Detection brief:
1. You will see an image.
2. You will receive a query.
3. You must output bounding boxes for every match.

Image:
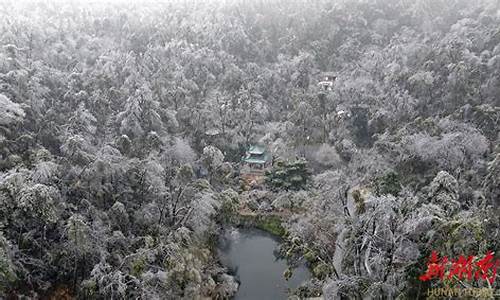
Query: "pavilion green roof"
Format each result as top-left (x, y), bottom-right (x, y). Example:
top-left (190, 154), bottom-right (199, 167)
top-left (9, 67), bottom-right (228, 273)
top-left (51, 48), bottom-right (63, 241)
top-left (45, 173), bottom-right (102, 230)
top-left (242, 145), bottom-right (271, 164)
top-left (248, 145), bottom-right (266, 155)
top-left (242, 156), bottom-right (268, 164)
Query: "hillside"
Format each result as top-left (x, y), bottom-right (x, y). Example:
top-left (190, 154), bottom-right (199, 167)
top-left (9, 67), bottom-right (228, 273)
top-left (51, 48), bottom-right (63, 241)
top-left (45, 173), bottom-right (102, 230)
top-left (0, 0), bottom-right (499, 299)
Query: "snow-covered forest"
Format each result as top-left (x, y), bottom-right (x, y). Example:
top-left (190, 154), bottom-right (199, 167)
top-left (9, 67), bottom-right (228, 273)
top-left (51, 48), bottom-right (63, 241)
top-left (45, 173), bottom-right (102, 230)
top-left (0, 0), bottom-right (499, 299)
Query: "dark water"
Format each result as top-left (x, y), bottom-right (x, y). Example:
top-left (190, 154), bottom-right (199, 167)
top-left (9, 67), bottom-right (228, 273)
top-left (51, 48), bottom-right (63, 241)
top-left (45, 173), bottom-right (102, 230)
top-left (218, 227), bottom-right (311, 300)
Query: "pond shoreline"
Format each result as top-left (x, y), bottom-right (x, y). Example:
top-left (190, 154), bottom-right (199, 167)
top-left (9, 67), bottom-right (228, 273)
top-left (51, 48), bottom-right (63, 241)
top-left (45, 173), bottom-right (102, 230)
top-left (216, 226), bottom-right (311, 300)
top-left (212, 188), bottom-right (324, 299)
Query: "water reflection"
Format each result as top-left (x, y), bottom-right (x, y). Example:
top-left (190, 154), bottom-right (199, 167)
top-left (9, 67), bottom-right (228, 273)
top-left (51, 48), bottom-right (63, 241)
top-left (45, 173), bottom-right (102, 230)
top-left (218, 227), bottom-right (311, 300)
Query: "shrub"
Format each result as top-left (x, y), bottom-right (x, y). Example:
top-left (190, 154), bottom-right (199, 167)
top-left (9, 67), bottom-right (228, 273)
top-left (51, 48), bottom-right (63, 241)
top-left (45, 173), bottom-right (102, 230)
top-left (373, 171), bottom-right (402, 196)
top-left (265, 158), bottom-right (311, 190)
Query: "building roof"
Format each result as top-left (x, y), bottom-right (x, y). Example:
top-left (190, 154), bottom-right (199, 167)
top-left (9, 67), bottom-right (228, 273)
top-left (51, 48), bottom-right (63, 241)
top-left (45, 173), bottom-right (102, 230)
top-left (243, 156), bottom-right (268, 164)
top-left (248, 145), bottom-right (266, 155)
top-left (205, 128), bottom-right (221, 136)
top-left (242, 145), bottom-right (271, 164)
top-left (318, 81), bottom-right (334, 86)
top-left (321, 71), bottom-right (336, 76)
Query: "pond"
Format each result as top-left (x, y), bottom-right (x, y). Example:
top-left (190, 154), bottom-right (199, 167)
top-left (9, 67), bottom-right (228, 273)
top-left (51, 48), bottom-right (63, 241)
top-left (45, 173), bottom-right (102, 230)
top-left (218, 227), bottom-right (311, 300)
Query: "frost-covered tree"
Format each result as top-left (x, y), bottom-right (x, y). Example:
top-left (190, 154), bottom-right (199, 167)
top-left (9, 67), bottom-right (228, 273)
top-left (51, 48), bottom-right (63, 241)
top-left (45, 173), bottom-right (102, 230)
top-left (0, 94), bottom-right (25, 127)
top-left (0, 0), bottom-right (498, 298)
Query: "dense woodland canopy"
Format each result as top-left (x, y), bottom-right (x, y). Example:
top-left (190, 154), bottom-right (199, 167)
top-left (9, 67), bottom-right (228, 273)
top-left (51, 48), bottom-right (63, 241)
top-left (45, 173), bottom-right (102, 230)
top-left (0, 0), bottom-right (499, 299)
